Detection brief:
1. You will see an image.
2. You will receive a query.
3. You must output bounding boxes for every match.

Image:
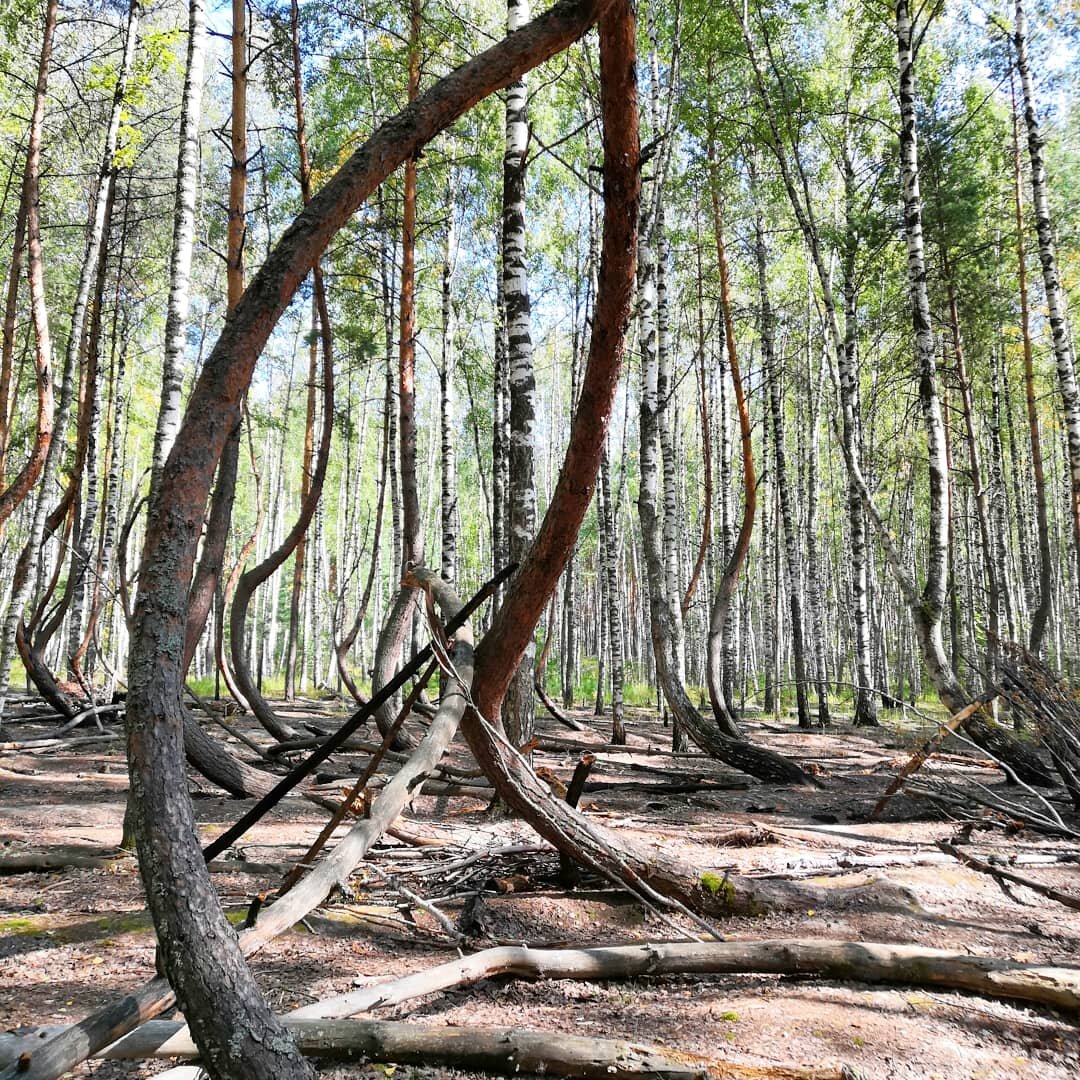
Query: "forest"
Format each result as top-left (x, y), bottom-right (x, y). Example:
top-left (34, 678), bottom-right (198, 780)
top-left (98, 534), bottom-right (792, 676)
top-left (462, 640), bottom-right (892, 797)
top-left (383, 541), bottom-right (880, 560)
top-left (0, 0), bottom-right (1078, 1077)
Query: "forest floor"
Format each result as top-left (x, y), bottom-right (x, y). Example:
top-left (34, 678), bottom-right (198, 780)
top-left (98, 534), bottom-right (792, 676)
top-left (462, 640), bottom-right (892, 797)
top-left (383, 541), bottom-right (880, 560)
top-left (1, 694), bottom-right (1078, 1079)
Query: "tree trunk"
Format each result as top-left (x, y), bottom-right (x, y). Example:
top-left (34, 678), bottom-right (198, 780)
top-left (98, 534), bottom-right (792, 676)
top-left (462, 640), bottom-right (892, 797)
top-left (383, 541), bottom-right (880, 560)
top-left (440, 168), bottom-right (458, 585)
top-left (704, 129), bottom-right (752, 739)
top-left (756, 196), bottom-right (811, 729)
top-left (0, 175), bottom-right (26, 490)
top-left (600, 444), bottom-right (625, 743)
top-left (502, 0), bottom-right (538, 747)
top-left (0, 178), bottom-right (48, 535)
top-left (65, 175), bottom-right (116, 679)
top-left (229, 0), bottom-right (335, 739)
top-left (840, 151), bottom-right (878, 727)
top-left (681, 224), bottom-right (712, 620)
top-left (336, 386), bottom-right (390, 703)
top-left (940, 245), bottom-right (999, 691)
top-left (892, 0), bottom-right (1051, 786)
top-left (371, 0), bottom-right (425, 749)
top-left (181, 0), bottom-right (245, 673)
top-left (805, 332), bottom-right (831, 726)
top-left (1013, 0), bottom-right (1080, 610)
top-left (151, 0), bottom-right (206, 495)
top-left (638, 202), bottom-right (810, 782)
top-left (285, 296), bottom-right (319, 700)
top-left (0, 0), bottom-right (136, 721)
top-left (121, 5), bottom-right (639, 1071)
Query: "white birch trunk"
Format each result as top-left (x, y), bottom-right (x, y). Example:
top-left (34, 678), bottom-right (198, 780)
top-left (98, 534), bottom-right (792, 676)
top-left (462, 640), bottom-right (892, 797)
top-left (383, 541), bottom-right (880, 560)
top-left (1013, 0), bottom-right (1080, 604)
top-left (502, 0), bottom-right (537, 745)
top-left (151, 0), bottom-right (206, 493)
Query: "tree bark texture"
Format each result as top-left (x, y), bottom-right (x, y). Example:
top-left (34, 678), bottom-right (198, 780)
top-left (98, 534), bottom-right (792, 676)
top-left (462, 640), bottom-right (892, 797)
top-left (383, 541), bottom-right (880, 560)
top-left (1013, 0), bottom-right (1080, 611)
top-left (502, 0), bottom-right (538, 747)
top-left (1010, 75), bottom-right (1052, 653)
top-left (151, 0), bottom-right (207, 495)
top-left (757, 199), bottom-right (811, 729)
top-left (893, 0), bottom-right (1052, 786)
top-left (0, 13), bottom-right (52, 538)
top-left (122, 1), bottom-right (622, 1074)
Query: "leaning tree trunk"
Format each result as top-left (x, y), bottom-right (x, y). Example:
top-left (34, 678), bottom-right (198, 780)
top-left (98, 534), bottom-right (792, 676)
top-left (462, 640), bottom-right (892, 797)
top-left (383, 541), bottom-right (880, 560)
top-left (462, 9), bottom-right (854, 921)
top-left (502, 0), bottom-right (538, 747)
top-left (229, 0), bottom-right (335, 741)
top-left (681, 229), bottom-right (712, 621)
top-left (1013, 0), bottom-right (1080, 612)
top-left (0, 175), bottom-right (26, 490)
top-left (0, 0), bottom-right (136, 722)
top-left (638, 200), bottom-right (811, 785)
top-left (181, 0), bottom-right (245, 671)
top-left (703, 131), bottom-right (752, 740)
top-left (0, 140), bottom-right (50, 536)
top-left (123, 3), bottom-right (624, 1077)
top-left (0, 0), bottom-right (54, 543)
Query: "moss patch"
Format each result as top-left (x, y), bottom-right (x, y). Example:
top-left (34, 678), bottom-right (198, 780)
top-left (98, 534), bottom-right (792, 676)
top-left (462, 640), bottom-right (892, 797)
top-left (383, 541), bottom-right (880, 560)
top-left (700, 870), bottom-right (736, 906)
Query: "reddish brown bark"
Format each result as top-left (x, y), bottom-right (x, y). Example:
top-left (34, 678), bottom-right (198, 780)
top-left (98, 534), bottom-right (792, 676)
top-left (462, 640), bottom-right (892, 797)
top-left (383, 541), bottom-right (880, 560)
top-left (0, 188), bottom-right (27, 487)
top-left (463, 0), bottom-right (638, 749)
top-left (124, 4), bottom-right (619, 1076)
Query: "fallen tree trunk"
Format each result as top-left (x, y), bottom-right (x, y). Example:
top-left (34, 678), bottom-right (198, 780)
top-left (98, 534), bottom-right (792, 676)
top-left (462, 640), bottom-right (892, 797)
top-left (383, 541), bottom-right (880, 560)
top-left (8, 938), bottom-right (1074, 1072)
top-left (291, 939), bottom-right (1080, 1020)
top-left (0, 851), bottom-right (288, 877)
top-left (871, 693), bottom-right (996, 818)
top-left (33, 1018), bottom-right (852, 1079)
top-left (0, 573), bottom-right (474, 1080)
top-left (0, 978), bottom-right (174, 1080)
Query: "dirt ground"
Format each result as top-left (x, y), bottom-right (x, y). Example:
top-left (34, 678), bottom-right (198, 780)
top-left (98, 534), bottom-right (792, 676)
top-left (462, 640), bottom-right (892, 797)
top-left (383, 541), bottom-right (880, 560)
top-left (1, 695), bottom-right (1078, 1079)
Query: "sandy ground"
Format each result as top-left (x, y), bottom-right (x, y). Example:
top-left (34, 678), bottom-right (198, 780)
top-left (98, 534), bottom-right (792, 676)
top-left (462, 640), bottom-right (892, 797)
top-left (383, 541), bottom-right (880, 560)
top-left (1, 696), bottom-right (1078, 1079)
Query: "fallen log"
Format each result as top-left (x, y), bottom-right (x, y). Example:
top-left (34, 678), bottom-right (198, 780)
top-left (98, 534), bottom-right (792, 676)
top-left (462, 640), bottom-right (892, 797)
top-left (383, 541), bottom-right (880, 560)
top-left (8, 937), bottom-right (1073, 1073)
top-left (0, 733), bottom-right (120, 752)
top-left (0, 850), bottom-right (291, 877)
top-left (44, 1018), bottom-right (853, 1079)
top-left (285, 940), bottom-right (1080, 1021)
top-left (0, 978), bottom-right (173, 1080)
top-left (0, 571), bottom-right (477, 1080)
